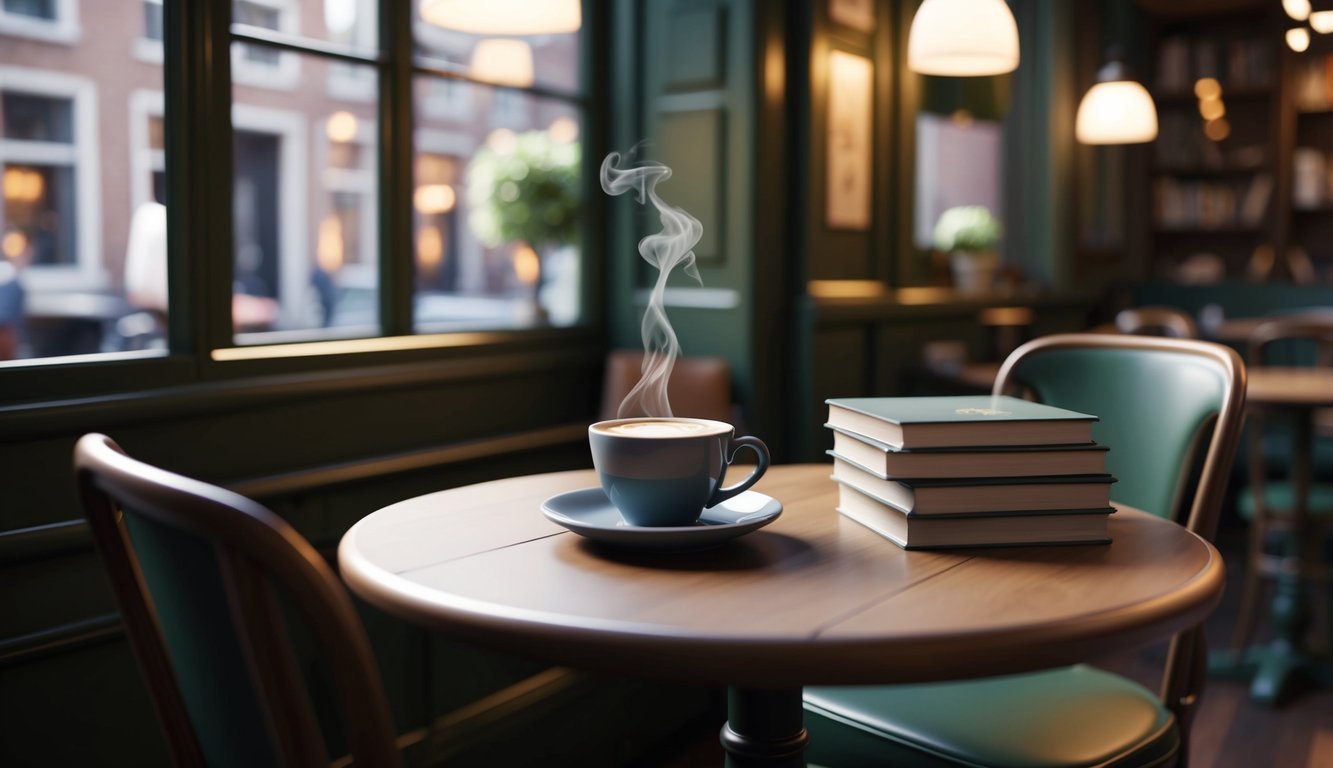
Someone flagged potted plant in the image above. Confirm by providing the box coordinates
[467,130,580,321]
[933,205,1002,293]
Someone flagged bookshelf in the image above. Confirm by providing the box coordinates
[1142,3,1281,280]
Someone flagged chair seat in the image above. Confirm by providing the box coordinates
[1237,482,1333,521]
[803,665,1178,768]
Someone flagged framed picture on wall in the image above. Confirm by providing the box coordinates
[826,50,874,231]
[829,0,876,32]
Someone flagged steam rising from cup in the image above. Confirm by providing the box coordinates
[600,151,703,418]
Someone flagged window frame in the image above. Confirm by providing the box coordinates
[0,0,603,403]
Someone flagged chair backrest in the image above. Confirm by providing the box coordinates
[74,434,399,768]
[600,349,734,424]
[1114,305,1199,339]
[995,334,1245,538]
[993,335,1245,747]
[1249,316,1333,367]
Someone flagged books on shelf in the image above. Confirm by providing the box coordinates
[836,483,1113,550]
[825,394,1115,550]
[824,395,1096,451]
[826,426,1108,479]
[830,455,1115,516]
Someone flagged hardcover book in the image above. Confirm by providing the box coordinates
[830,455,1115,516]
[825,395,1097,450]
[835,482,1113,550]
[827,426,1108,479]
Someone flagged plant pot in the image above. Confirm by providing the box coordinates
[949,250,999,294]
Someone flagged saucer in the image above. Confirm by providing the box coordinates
[541,487,783,551]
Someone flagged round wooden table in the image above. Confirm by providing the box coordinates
[339,465,1225,767]
[1211,367,1333,705]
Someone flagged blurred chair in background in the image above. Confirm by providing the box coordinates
[600,349,737,427]
[1229,318,1333,672]
[1115,305,1198,338]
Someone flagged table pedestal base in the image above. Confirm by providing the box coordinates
[720,687,808,767]
[1210,645,1333,707]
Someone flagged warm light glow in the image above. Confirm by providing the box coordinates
[907,0,1020,76]
[3,167,44,202]
[1288,27,1311,52]
[2,231,27,259]
[419,0,580,35]
[1312,11,1333,33]
[417,225,444,268]
[1194,77,1221,101]
[512,243,540,285]
[414,184,457,214]
[326,111,359,143]
[486,128,517,153]
[317,215,345,272]
[1199,98,1225,121]
[1285,0,1312,22]
[807,280,888,299]
[548,116,579,144]
[1204,117,1231,142]
[1076,80,1158,144]
[470,39,534,88]
[324,0,356,35]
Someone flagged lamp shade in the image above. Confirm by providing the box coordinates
[1076,62,1158,144]
[1312,11,1333,33]
[908,0,1020,76]
[419,0,580,35]
[471,39,534,87]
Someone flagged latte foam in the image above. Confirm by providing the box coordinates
[600,420,713,437]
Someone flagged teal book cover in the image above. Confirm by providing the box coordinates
[825,395,1097,425]
[826,395,1097,449]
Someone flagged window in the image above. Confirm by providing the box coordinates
[231,0,300,90]
[0,68,101,290]
[324,0,376,101]
[0,0,589,369]
[0,0,79,43]
[0,2,163,363]
[142,0,162,41]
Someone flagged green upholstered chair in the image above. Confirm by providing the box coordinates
[805,334,1246,768]
[75,433,401,768]
[1230,318,1333,656]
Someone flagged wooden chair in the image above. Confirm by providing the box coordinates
[805,334,1246,768]
[599,349,735,425]
[1115,305,1199,339]
[1230,318,1333,658]
[75,433,400,768]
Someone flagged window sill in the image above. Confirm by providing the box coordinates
[0,16,81,45]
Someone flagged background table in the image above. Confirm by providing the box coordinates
[1212,367,1333,704]
[339,465,1225,766]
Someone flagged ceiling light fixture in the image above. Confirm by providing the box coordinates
[419,0,580,36]
[1288,27,1311,52]
[1075,57,1158,144]
[907,0,1020,76]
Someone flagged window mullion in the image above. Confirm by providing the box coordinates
[378,0,414,338]
[168,0,235,358]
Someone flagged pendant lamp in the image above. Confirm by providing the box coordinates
[419,0,581,35]
[908,0,1020,76]
[1076,59,1158,144]
[470,39,535,87]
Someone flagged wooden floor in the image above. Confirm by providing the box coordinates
[644,522,1333,768]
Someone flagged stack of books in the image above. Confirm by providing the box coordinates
[825,395,1116,550]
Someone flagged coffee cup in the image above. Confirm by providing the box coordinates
[588,417,770,527]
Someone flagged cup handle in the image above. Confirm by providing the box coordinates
[708,436,770,507]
